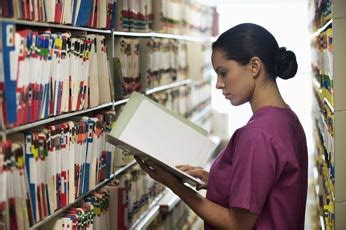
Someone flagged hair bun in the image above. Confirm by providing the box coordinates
[274,47,298,80]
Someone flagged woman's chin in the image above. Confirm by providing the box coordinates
[229,98,246,106]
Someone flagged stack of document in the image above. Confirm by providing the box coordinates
[139,38,181,89]
[152,0,215,36]
[1,0,117,29]
[106,92,217,187]
[114,37,141,98]
[0,22,112,128]
[120,164,166,226]
[116,0,153,32]
[114,37,190,98]
[47,186,115,229]
[0,140,32,229]
[177,41,189,81]
[24,112,117,224]
[150,85,191,118]
[191,81,211,111]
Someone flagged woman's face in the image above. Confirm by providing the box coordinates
[211,49,256,106]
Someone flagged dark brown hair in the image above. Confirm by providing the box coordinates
[212,23,298,80]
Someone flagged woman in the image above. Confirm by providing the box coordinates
[135,23,308,229]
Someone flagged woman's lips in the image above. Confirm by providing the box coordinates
[223,93,233,99]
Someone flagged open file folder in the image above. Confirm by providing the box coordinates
[106,92,217,187]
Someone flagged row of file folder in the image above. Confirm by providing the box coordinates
[114,37,141,98]
[139,38,188,89]
[46,183,127,230]
[24,112,117,224]
[116,165,165,226]
[311,28,334,107]
[0,105,173,229]
[43,164,165,229]
[114,37,189,98]
[0,109,164,229]
[150,82,211,120]
[1,0,117,29]
[0,22,112,128]
[117,0,153,32]
[311,28,333,80]
[1,0,218,35]
[308,0,332,32]
[190,80,212,111]
[150,86,191,118]
[314,125,334,229]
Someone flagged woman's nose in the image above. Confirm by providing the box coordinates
[216,77,225,89]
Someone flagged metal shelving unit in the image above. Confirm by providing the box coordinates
[311,18,333,39]
[145,79,192,95]
[113,31,215,42]
[324,98,334,113]
[190,105,212,123]
[0,80,194,136]
[130,191,167,229]
[159,189,181,213]
[0,17,216,41]
[0,102,114,135]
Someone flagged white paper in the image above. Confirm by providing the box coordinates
[119,100,214,168]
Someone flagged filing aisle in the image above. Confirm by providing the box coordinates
[2,0,345,229]
[0,1,220,229]
[309,0,346,229]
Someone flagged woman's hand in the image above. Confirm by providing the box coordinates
[176,165,209,190]
[134,156,179,189]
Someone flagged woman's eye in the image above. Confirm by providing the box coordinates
[220,72,227,77]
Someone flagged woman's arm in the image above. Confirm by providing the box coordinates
[135,157,257,230]
[170,178,256,229]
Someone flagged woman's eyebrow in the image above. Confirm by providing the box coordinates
[215,66,227,73]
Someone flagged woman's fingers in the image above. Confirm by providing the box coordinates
[176,165,193,171]
[196,183,208,191]
[176,165,204,172]
[135,157,148,170]
[185,169,208,181]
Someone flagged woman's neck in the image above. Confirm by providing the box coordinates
[250,80,287,113]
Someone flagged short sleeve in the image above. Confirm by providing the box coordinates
[228,128,280,215]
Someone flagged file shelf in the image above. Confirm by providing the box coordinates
[0,17,215,41]
[28,133,220,229]
[309,0,346,228]
[113,31,216,42]
[30,160,137,229]
[0,102,114,136]
[0,79,193,137]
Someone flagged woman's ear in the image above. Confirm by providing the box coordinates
[249,57,262,78]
